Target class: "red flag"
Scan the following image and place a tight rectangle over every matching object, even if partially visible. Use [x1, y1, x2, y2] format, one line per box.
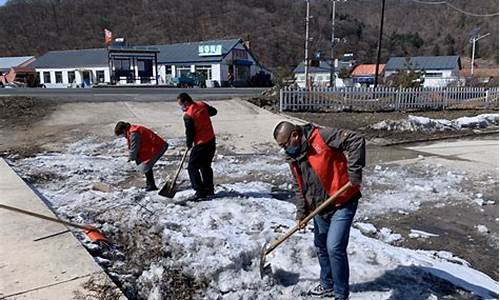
[104, 29, 112, 45]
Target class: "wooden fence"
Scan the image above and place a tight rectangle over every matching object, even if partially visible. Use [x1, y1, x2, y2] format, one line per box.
[279, 86, 499, 112]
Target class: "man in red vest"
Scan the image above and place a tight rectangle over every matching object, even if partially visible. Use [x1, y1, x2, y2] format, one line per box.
[114, 121, 168, 191]
[177, 93, 217, 200]
[273, 121, 365, 299]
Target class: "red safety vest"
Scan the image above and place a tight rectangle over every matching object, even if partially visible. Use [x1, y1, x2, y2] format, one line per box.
[126, 125, 167, 164]
[291, 127, 359, 208]
[184, 101, 215, 145]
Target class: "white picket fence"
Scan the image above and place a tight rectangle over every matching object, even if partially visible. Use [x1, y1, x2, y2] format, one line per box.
[279, 86, 499, 112]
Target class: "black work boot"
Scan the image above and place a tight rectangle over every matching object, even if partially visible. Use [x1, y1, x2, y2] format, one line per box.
[145, 169, 158, 191]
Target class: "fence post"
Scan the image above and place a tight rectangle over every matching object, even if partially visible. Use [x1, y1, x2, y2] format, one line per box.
[279, 87, 284, 112]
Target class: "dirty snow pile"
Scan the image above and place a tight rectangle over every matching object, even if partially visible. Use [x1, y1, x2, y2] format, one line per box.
[9, 139, 499, 300]
[370, 113, 498, 133]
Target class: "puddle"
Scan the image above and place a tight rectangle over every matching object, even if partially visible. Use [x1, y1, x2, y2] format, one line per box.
[367, 134, 499, 165]
[367, 145, 422, 164]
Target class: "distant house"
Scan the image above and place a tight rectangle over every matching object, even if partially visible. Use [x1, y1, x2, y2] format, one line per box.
[30, 48, 110, 88]
[351, 64, 385, 87]
[30, 38, 269, 88]
[0, 56, 35, 74]
[384, 56, 461, 88]
[0, 56, 37, 86]
[293, 59, 354, 88]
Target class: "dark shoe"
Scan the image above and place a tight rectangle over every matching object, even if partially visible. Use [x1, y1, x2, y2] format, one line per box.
[187, 192, 206, 201]
[309, 284, 334, 298]
[145, 184, 158, 192]
[145, 170, 157, 191]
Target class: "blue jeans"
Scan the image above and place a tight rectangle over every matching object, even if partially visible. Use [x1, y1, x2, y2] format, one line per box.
[313, 199, 358, 300]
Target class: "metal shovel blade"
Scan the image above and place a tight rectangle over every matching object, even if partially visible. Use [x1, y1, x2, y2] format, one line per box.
[158, 181, 176, 198]
[259, 242, 272, 279]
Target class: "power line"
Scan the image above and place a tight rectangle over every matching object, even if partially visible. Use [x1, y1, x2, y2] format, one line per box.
[410, 0, 499, 17]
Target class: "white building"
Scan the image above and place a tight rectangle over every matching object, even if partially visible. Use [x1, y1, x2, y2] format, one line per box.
[155, 39, 270, 87]
[30, 38, 270, 88]
[293, 59, 355, 88]
[30, 48, 110, 88]
[384, 56, 462, 88]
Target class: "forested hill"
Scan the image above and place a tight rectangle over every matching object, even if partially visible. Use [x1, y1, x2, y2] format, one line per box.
[1, 0, 498, 70]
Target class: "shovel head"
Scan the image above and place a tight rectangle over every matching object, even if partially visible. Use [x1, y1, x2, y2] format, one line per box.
[83, 227, 109, 244]
[158, 181, 177, 198]
[259, 242, 272, 279]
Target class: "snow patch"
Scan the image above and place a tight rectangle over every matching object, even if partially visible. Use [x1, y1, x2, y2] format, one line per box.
[370, 113, 498, 133]
[408, 229, 440, 239]
[9, 138, 499, 299]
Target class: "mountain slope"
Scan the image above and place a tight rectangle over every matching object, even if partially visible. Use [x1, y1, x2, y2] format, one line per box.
[1, 0, 498, 69]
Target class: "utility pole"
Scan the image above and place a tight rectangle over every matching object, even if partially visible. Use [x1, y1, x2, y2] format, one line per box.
[304, 0, 311, 90]
[329, 0, 336, 87]
[470, 33, 490, 77]
[374, 0, 386, 87]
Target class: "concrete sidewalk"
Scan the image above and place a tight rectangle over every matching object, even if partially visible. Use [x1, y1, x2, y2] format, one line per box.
[3, 98, 297, 154]
[0, 159, 123, 299]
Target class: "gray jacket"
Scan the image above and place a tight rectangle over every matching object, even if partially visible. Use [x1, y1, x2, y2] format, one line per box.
[290, 124, 365, 220]
[129, 132, 168, 173]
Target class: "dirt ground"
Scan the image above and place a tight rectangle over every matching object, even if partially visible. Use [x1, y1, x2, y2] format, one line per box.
[0, 97, 64, 157]
[0, 97, 56, 129]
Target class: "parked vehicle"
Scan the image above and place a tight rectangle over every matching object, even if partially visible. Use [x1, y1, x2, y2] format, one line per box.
[173, 72, 207, 88]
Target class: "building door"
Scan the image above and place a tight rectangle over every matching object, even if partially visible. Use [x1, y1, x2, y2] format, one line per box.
[82, 71, 91, 87]
[235, 65, 250, 81]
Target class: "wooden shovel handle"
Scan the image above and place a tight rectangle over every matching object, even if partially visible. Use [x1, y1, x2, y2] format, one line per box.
[170, 148, 190, 185]
[0, 203, 96, 231]
[264, 182, 353, 255]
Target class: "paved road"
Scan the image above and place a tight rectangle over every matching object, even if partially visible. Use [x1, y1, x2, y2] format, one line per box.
[0, 87, 266, 102]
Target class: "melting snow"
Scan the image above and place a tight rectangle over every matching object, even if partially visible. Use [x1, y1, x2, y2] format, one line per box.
[8, 139, 499, 299]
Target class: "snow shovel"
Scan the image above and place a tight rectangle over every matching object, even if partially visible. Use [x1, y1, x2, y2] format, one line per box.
[259, 182, 353, 278]
[0, 203, 109, 244]
[158, 148, 189, 198]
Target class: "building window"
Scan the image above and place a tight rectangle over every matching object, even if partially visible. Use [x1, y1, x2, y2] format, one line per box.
[195, 65, 212, 81]
[176, 65, 191, 77]
[425, 72, 442, 78]
[137, 60, 153, 83]
[96, 71, 105, 83]
[55, 71, 63, 83]
[43, 71, 51, 84]
[68, 71, 75, 83]
[165, 65, 172, 76]
[114, 59, 132, 80]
